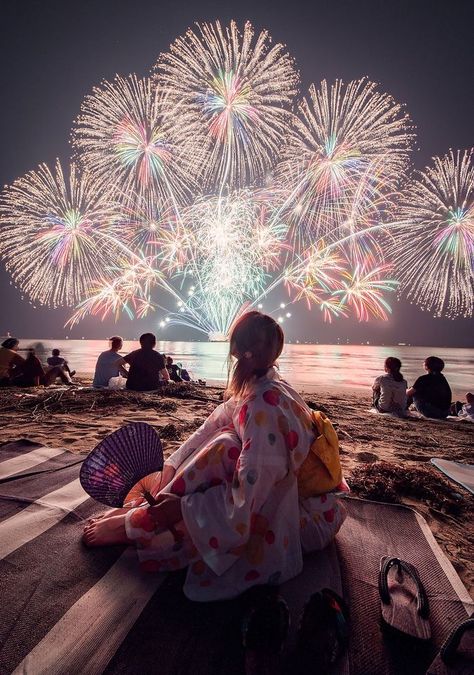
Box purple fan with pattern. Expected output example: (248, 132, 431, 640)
(80, 422, 164, 507)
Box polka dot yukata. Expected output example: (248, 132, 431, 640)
(125, 367, 346, 601)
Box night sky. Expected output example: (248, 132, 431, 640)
(0, 0, 473, 345)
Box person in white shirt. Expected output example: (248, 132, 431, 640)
(92, 336, 128, 388)
(372, 357, 408, 416)
(452, 392, 474, 420)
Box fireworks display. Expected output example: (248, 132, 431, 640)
(389, 149, 474, 318)
(0, 20, 472, 336)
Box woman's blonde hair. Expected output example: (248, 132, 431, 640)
(226, 311, 284, 398)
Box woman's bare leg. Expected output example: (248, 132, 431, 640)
(82, 512, 132, 547)
(87, 506, 132, 524)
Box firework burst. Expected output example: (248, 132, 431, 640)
(72, 74, 197, 209)
(0, 159, 118, 307)
(389, 149, 474, 318)
(275, 78, 414, 247)
(155, 20, 298, 188)
(165, 190, 289, 336)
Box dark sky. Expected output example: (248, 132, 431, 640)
(0, 0, 473, 345)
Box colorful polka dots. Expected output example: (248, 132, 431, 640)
(140, 559, 161, 573)
(246, 469, 258, 485)
(170, 476, 186, 497)
(227, 446, 240, 460)
(129, 508, 154, 532)
(245, 570, 260, 582)
(265, 530, 275, 544)
(263, 388, 280, 406)
(239, 403, 249, 426)
(254, 410, 267, 426)
(285, 430, 299, 450)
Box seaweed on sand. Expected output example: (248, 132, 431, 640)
(0, 383, 222, 422)
(349, 461, 463, 515)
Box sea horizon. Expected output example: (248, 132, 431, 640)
(12, 338, 473, 399)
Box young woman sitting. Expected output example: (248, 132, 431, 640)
(83, 311, 346, 601)
(372, 357, 408, 416)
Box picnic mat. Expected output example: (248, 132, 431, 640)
(431, 457, 474, 495)
(0, 440, 472, 675)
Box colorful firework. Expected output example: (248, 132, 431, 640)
(389, 149, 474, 318)
(331, 264, 398, 321)
(72, 74, 198, 209)
(155, 20, 298, 188)
(274, 78, 414, 247)
(2, 20, 470, 336)
(0, 159, 119, 307)
(164, 190, 289, 337)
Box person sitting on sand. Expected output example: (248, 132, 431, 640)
(92, 336, 128, 388)
(372, 357, 408, 416)
(47, 348, 76, 379)
(451, 392, 474, 420)
(12, 348, 72, 387)
(407, 356, 452, 419)
(118, 333, 169, 391)
(0, 337, 25, 386)
(82, 311, 346, 601)
(165, 356, 183, 383)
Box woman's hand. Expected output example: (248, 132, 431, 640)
(148, 494, 182, 530)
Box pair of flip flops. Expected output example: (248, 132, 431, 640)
(241, 585, 348, 674)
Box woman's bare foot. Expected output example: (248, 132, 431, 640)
(87, 506, 131, 525)
(82, 513, 131, 547)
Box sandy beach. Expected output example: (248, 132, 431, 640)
(0, 378, 472, 595)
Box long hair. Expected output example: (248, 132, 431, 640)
(385, 356, 404, 382)
(226, 311, 284, 399)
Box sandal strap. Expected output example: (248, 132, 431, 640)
(440, 617, 474, 663)
(379, 557, 430, 619)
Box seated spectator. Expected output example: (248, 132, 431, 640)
(118, 333, 169, 391)
(372, 357, 408, 416)
(93, 336, 128, 388)
(0, 337, 24, 385)
(47, 348, 76, 378)
(166, 356, 183, 383)
(451, 392, 474, 420)
(407, 356, 452, 419)
(177, 362, 191, 382)
(12, 348, 71, 386)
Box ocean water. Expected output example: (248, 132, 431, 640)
(17, 339, 473, 398)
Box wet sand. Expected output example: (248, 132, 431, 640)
(0, 376, 472, 595)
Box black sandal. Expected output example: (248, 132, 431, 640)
(241, 585, 289, 675)
(293, 588, 349, 673)
(427, 617, 474, 674)
(379, 556, 431, 639)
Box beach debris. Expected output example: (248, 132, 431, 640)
(349, 461, 463, 515)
